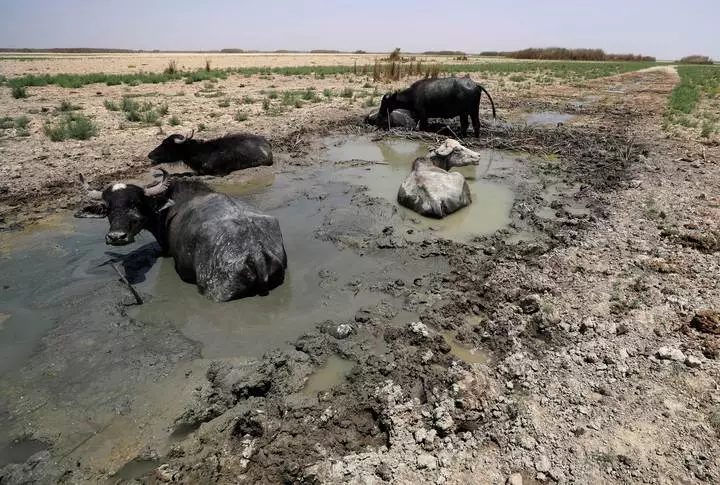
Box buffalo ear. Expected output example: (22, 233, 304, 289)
(74, 203, 108, 219)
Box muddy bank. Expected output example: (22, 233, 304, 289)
(3, 67, 720, 485)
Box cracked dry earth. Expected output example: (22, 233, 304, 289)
(2, 66, 720, 485)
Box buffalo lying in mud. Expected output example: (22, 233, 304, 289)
(75, 170, 287, 302)
(380, 76, 496, 137)
(397, 139, 482, 218)
(364, 108, 417, 129)
(148, 130, 273, 176)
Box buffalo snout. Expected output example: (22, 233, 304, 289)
(106, 230, 134, 246)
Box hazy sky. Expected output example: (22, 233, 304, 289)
(1, 0, 718, 60)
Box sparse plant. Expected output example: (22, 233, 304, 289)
(363, 82, 373, 88)
(218, 98, 231, 108)
(323, 88, 333, 98)
(121, 97, 139, 112)
(197, 123, 207, 131)
(205, 59, 212, 72)
(169, 115, 181, 126)
(364, 97, 377, 108)
(268, 90, 278, 99)
(12, 85, 28, 99)
(242, 95, 255, 104)
(262, 98, 270, 110)
(293, 99, 303, 109)
(388, 47, 401, 61)
(234, 110, 249, 122)
(142, 110, 159, 124)
(104, 100, 119, 111)
(14, 116, 30, 129)
(340, 87, 354, 98)
(58, 100, 81, 112)
(164, 60, 178, 74)
(157, 103, 169, 116)
(44, 114, 97, 141)
(125, 110, 142, 122)
(0, 117, 14, 129)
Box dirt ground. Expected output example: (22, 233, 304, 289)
(1, 57, 720, 485)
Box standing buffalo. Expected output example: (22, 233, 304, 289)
(397, 139, 483, 218)
(148, 130, 273, 176)
(75, 170, 287, 302)
(379, 77, 496, 138)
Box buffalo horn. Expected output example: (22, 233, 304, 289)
(144, 169, 171, 197)
(78, 173, 103, 200)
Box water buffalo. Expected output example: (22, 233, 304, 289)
(380, 77, 496, 138)
(397, 139, 482, 218)
(75, 170, 287, 302)
(363, 108, 417, 130)
(148, 130, 273, 176)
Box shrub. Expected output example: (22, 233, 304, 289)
(142, 110, 159, 124)
(340, 87, 354, 98)
(44, 114, 97, 141)
(104, 100, 119, 111)
(323, 88, 333, 98)
(169, 115, 181, 126)
(234, 110, 249, 122)
(679, 55, 714, 65)
(164, 60, 178, 74)
(262, 98, 270, 110)
(121, 97, 139, 112)
(58, 100, 81, 111)
(157, 102, 169, 116)
(0, 117, 15, 129)
(218, 98, 230, 108)
(12, 86, 28, 99)
(14, 116, 30, 129)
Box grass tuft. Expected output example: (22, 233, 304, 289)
(58, 100, 81, 112)
(12, 85, 28, 99)
(169, 115, 181, 126)
(44, 114, 97, 141)
(103, 100, 119, 111)
(234, 110, 249, 122)
(164, 60, 178, 75)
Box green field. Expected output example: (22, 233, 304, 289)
(2, 60, 659, 90)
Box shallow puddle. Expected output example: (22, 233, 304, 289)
(0, 438, 49, 467)
(523, 111, 575, 126)
(302, 355, 355, 396)
(321, 136, 517, 241)
(441, 332, 490, 364)
(110, 457, 160, 481)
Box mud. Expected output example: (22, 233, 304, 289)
(2, 66, 720, 485)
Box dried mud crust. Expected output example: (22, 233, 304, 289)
(4, 67, 720, 485)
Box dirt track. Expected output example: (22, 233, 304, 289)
(2, 65, 720, 485)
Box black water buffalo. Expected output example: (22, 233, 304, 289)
(75, 170, 287, 302)
(363, 108, 417, 130)
(379, 77, 496, 137)
(148, 130, 273, 176)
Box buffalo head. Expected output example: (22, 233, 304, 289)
(428, 139, 482, 170)
(379, 93, 399, 119)
(76, 170, 173, 246)
(147, 130, 195, 165)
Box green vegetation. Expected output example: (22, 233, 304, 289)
(665, 65, 720, 137)
(364, 97, 377, 108)
(57, 100, 81, 112)
(218, 98, 231, 107)
(262, 98, 270, 111)
(505, 47, 655, 62)
(0, 117, 15, 129)
(14, 115, 30, 129)
(323, 88, 333, 98)
(234, 110, 249, 122)
(12, 85, 27, 98)
(103, 100, 119, 111)
(242, 95, 255, 104)
(340, 87, 354, 98)
(267, 90, 278, 99)
(667, 66, 720, 116)
(43, 114, 97, 141)
(679, 55, 714, 65)
(3, 60, 659, 94)
(169, 115, 181, 126)
(157, 102, 169, 116)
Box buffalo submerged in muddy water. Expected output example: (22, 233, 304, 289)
(380, 76, 497, 137)
(148, 130, 273, 176)
(75, 169, 287, 302)
(398, 139, 483, 218)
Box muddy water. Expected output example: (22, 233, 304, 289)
(302, 355, 355, 396)
(321, 136, 516, 240)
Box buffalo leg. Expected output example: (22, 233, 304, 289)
(419, 117, 429, 133)
(460, 114, 469, 138)
(470, 111, 481, 138)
